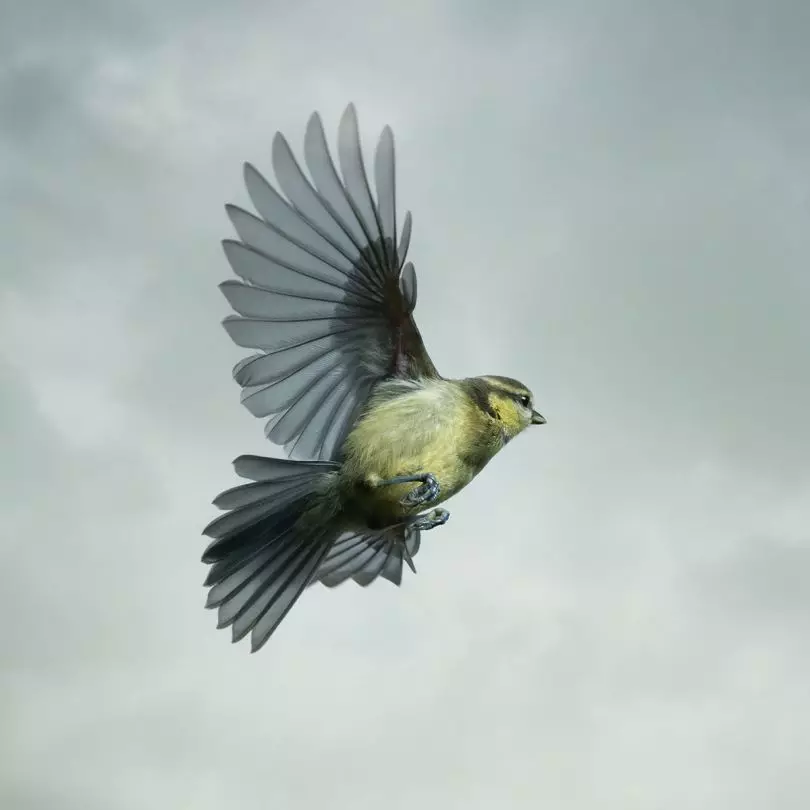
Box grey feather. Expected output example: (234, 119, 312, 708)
(267, 365, 345, 444)
(352, 536, 394, 586)
(320, 543, 383, 587)
(217, 540, 302, 630)
(203, 458, 338, 649)
(245, 539, 330, 652)
(272, 133, 360, 257)
(213, 474, 319, 510)
(220, 280, 346, 321)
(223, 315, 362, 353)
(404, 528, 421, 562)
(202, 480, 314, 542)
(399, 262, 417, 313)
(239, 350, 345, 417)
(304, 112, 370, 251)
(242, 166, 357, 271)
(206, 540, 290, 609)
(336, 105, 387, 272)
(373, 125, 397, 256)
(227, 204, 372, 301)
(223, 241, 353, 301)
(286, 372, 358, 460)
(317, 534, 379, 579)
(313, 524, 421, 589)
(379, 547, 404, 586)
(232, 335, 351, 387)
(317, 383, 370, 460)
(398, 211, 412, 266)
(219, 105, 433, 460)
(231, 454, 337, 482)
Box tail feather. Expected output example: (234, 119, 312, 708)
(212, 473, 318, 510)
(313, 524, 421, 589)
(230, 537, 330, 649)
(315, 533, 371, 576)
(205, 529, 297, 607)
(231, 454, 337, 482)
(203, 454, 339, 651)
(203, 534, 277, 587)
(379, 544, 404, 586)
(318, 534, 387, 587)
(202, 494, 312, 564)
(351, 536, 395, 586)
(214, 535, 303, 626)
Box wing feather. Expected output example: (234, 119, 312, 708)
(219, 104, 439, 460)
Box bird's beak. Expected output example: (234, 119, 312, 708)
(531, 410, 547, 425)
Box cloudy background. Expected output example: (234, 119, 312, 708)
(3, 1, 809, 807)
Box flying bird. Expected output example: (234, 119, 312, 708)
(203, 104, 546, 651)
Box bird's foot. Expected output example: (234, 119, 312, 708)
(368, 471, 442, 507)
(400, 473, 440, 507)
(410, 508, 450, 532)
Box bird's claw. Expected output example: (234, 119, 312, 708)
(410, 508, 450, 532)
(401, 473, 440, 507)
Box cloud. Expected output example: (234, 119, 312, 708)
(2, 1, 809, 808)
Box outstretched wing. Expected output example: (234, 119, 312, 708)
(220, 104, 439, 461)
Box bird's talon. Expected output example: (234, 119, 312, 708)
(401, 473, 440, 507)
(411, 508, 450, 532)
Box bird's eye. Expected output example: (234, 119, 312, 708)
(518, 395, 531, 408)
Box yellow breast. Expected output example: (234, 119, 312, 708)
(338, 379, 501, 524)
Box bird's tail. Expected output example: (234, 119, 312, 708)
(202, 454, 341, 652)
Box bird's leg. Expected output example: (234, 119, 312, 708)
(408, 508, 450, 532)
(366, 472, 441, 507)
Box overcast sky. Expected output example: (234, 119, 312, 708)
(2, 1, 810, 808)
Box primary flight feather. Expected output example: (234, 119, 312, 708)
(203, 104, 546, 652)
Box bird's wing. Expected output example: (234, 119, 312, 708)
(219, 104, 439, 461)
(309, 525, 422, 589)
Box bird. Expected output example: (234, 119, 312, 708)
(202, 104, 546, 652)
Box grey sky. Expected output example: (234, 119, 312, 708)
(2, 1, 809, 808)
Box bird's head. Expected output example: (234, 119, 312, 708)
(471, 375, 546, 440)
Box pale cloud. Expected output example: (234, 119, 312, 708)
(2, 1, 809, 809)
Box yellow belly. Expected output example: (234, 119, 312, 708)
(337, 381, 499, 526)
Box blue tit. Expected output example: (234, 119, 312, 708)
(202, 104, 546, 651)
